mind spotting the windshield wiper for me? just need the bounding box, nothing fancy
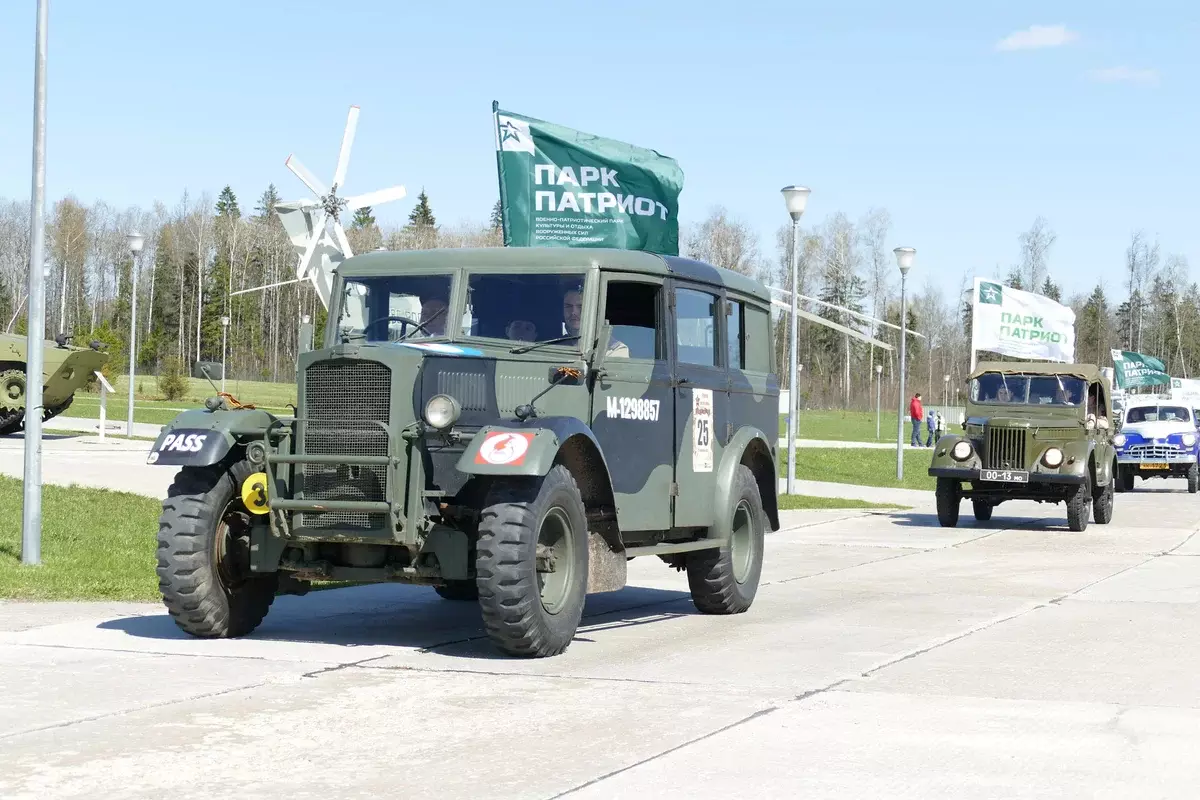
[509,334,580,354]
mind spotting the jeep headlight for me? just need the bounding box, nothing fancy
[423,394,461,429]
[951,441,973,461]
[1042,447,1064,468]
[1183,433,1197,448]
[1113,433,1126,448]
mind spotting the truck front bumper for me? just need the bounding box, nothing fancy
[928,466,1085,486]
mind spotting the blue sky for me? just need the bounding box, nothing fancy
[1,0,1195,304]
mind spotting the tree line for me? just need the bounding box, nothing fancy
[0,189,1192,409]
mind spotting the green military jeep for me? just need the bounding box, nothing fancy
[928,362,1117,532]
[147,247,781,657]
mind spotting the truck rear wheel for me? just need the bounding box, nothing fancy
[1093,475,1114,524]
[936,478,960,527]
[1120,467,1134,492]
[156,459,279,638]
[475,465,588,658]
[971,499,993,521]
[1188,463,1198,494]
[685,465,765,615]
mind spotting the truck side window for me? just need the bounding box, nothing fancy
[603,281,661,360]
[743,304,771,374]
[676,287,719,367]
[727,300,743,370]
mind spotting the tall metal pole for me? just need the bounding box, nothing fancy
[876,367,882,439]
[22,0,50,566]
[786,217,800,494]
[896,272,908,480]
[127,249,137,437]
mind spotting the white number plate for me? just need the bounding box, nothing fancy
[981,469,1029,483]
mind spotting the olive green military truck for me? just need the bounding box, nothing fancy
[928,361,1117,532]
[147,247,782,657]
[1,332,109,435]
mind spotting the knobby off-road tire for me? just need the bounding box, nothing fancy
[936,478,961,527]
[475,465,589,658]
[1066,474,1091,532]
[1120,467,1135,493]
[1093,474,1114,525]
[156,458,279,638]
[1187,463,1198,494]
[972,499,993,521]
[686,465,766,615]
[434,580,478,601]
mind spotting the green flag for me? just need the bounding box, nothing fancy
[1110,349,1170,388]
[493,103,683,254]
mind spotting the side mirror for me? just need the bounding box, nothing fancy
[588,322,613,382]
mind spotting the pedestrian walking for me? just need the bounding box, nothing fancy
[925,407,937,447]
[909,392,924,447]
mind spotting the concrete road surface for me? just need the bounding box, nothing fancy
[2,485,1199,799]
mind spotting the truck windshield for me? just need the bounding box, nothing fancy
[971,373,1085,405]
[460,271,587,346]
[1126,405,1191,423]
[338,274,454,342]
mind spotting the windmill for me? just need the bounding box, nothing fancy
[233,105,408,313]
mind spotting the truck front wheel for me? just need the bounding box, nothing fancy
[1187,463,1198,494]
[475,465,588,658]
[936,478,961,527]
[156,459,278,637]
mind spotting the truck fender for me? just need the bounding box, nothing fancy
[146,407,280,467]
[714,426,780,534]
[456,417,612,482]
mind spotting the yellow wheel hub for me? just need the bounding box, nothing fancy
[240,472,269,515]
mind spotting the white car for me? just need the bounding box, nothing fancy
[1113,400,1200,492]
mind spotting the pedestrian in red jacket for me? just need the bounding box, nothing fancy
[909,393,923,447]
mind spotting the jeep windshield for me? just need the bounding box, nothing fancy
[970,372,1085,406]
[460,271,587,348]
[337,274,454,342]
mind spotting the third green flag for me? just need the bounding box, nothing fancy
[493,103,684,254]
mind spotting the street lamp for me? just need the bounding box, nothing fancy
[876,364,883,439]
[943,374,949,407]
[894,246,915,480]
[125,231,145,438]
[220,315,230,393]
[780,185,810,495]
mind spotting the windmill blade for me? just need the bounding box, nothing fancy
[331,219,354,260]
[345,185,407,210]
[332,105,360,189]
[285,154,328,198]
[295,210,328,280]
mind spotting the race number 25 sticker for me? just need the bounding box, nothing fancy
[475,431,535,466]
[692,388,714,473]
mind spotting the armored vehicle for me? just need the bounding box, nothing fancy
[1113,397,1200,492]
[147,247,781,657]
[928,361,1117,532]
[1,332,109,435]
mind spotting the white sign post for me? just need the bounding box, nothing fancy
[94,370,115,440]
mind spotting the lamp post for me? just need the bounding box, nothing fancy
[943,374,949,407]
[126,231,144,438]
[894,246,915,480]
[780,185,810,495]
[876,364,883,439]
[220,315,230,393]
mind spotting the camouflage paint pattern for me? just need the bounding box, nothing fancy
[1,332,110,434]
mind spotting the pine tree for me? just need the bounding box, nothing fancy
[215,185,240,219]
[255,184,280,220]
[352,206,376,229]
[408,189,436,227]
[490,199,503,230]
[1040,275,1062,302]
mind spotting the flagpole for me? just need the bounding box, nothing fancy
[491,100,508,246]
[969,278,978,373]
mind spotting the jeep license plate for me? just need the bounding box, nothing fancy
[981,469,1029,483]
[1141,463,1169,470]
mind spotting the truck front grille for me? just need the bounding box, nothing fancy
[984,427,1026,470]
[299,359,390,530]
[1126,444,1182,460]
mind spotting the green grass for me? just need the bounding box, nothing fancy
[0,476,162,601]
[777,494,909,511]
[779,409,957,444]
[65,375,296,426]
[782,447,937,492]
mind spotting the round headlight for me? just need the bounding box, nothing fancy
[951,441,973,461]
[1113,433,1126,448]
[424,394,461,429]
[1042,447,1064,468]
[1183,433,1197,448]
